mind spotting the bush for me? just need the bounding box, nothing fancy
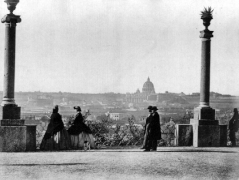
[86,116,145,147]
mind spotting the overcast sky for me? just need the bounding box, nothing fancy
[0,0,238,95]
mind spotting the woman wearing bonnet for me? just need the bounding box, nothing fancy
[40,105,71,150]
[67,106,95,149]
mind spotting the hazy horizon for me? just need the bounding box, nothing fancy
[0,0,238,95]
[0,90,237,96]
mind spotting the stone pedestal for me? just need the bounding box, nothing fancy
[190,107,227,147]
[0,126,26,151]
[26,125,37,151]
[0,125,36,152]
[191,124,227,147]
[175,124,193,146]
[0,106,35,152]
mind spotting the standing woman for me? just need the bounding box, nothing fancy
[68,106,95,149]
[40,105,71,150]
[229,108,239,147]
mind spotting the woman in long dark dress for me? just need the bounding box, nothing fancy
[229,108,239,147]
[40,105,71,150]
[68,106,95,149]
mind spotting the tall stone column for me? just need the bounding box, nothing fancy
[193,30,216,122]
[191,8,216,124]
[2,14,19,105]
[0,1,36,152]
[1,14,21,121]
[199,30,213,107]
[190,7,227,147]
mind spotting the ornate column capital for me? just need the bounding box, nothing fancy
[1,14,21,24]
[200,30,213,39]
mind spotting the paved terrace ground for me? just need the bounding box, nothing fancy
[0,147,239,180]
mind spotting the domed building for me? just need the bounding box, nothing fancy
[126,77,156,103]
[142,77,155,94]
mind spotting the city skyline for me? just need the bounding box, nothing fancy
[0,88,236,96]
[0,1,239,95]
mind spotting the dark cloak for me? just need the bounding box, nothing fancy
[229,110,239,131]
[67,112,92,135]
[43,110,64,140]
[147,112,161,140]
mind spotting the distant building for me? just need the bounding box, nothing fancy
[108,109,127,121]
[27,94,53,107]
[125,78,188,104]
[109,113,123,120]
[142,77,155,94]
[191,93,200,96]
[126,77,156,103]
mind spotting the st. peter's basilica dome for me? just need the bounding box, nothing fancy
[142,77,155,94]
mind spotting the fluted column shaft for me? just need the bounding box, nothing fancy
[199,30,213,107]
[1,14,21,106]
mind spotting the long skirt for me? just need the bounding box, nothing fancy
[40,129,71,151]
[70,132,95,150]
[229,131,236,147]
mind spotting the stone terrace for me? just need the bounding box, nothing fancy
[0,147,239,180]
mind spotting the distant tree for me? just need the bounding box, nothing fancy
[96,114,109,122]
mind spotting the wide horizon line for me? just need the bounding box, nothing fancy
[0,90,238,96]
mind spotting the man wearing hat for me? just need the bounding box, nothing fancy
[144,106,161,151]
[140,105,153,149]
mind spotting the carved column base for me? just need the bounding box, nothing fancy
[2,104,21,120]
[192,106,215,121]
[1,119,24,126]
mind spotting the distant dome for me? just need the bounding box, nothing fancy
[142,77,155,94]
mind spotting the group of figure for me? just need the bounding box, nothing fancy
[40,104,239,151]
[141,106,162,151]
[140,106,239,150]
[40,105,95,151]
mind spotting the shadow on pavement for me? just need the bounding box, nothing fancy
[94,150,238,153]
[0,163,88,166]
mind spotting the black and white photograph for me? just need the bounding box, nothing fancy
[0,0,239,179]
